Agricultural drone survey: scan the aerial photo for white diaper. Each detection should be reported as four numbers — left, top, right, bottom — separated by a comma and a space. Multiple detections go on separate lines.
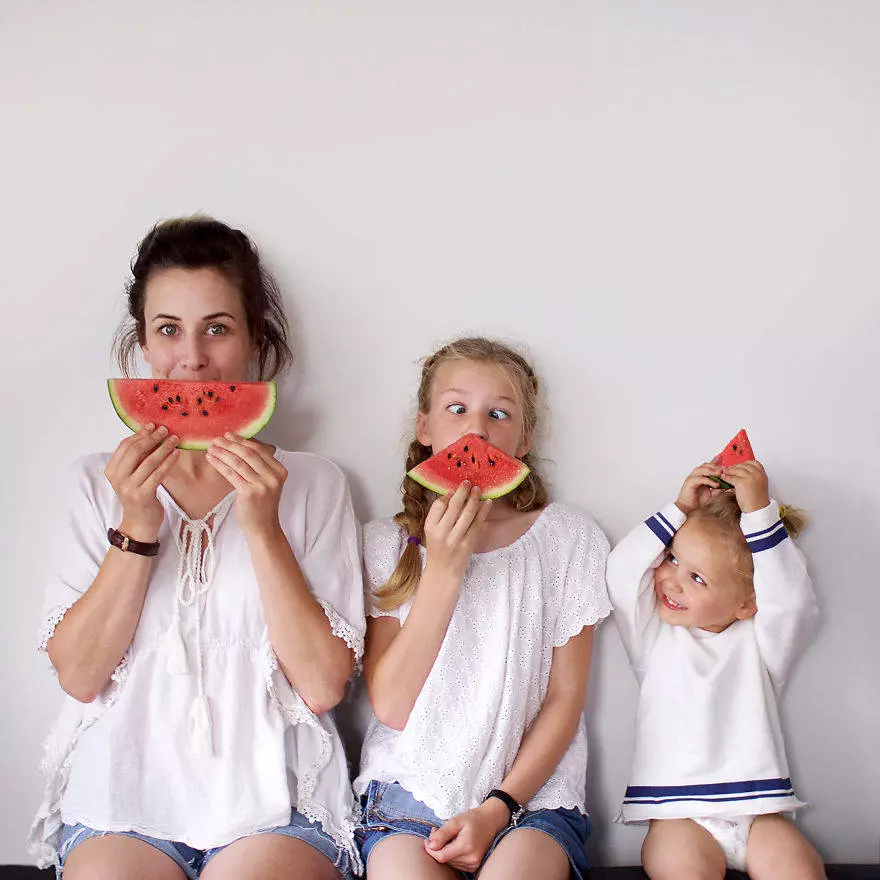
691, 815, 755, 871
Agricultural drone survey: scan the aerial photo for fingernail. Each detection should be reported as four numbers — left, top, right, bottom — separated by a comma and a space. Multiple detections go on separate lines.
169, 435, 178, 444
157, 426, 168, 436
145, 423, 155, 431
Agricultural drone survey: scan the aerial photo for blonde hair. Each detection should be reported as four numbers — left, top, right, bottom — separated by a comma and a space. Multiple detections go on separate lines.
374, 337, 549, 611
688, 493, 807, 594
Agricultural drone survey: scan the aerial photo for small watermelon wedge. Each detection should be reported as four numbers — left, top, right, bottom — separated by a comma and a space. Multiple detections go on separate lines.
710, 428, 755, 490
108, 379, 276, 450
408, 433, 530, 500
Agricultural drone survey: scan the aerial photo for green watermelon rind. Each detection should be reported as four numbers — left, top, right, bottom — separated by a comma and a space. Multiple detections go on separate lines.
107, 379, 277, 451
407, 451, 531, 501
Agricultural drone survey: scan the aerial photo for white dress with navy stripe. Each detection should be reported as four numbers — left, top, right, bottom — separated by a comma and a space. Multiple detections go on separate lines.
607, 500, 819, 822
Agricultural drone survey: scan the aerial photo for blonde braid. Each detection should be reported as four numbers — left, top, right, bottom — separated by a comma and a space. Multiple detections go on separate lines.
374, 440, 433, 610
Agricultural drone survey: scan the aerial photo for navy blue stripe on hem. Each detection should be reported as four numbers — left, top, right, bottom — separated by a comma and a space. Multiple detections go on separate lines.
747, 526, 788, 553
624, 777, 792, 798
623, 790, 795, 806
645, 515, 675, 546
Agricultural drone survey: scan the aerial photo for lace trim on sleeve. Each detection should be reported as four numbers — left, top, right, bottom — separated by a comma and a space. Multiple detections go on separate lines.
27, 652, 131, 868
319, 599, 365, 671
260, 644, 363, 875
37, 603, 76, 653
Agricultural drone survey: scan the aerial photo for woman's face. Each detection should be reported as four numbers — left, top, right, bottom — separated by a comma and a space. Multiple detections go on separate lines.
140, 267, 256, 382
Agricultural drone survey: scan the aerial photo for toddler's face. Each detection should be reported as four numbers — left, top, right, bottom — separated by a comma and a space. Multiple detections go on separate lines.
416, 359, 530, 462
653, 520, 756, 633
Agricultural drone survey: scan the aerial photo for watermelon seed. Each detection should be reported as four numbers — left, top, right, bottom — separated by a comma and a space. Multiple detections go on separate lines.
167, 396, 173, 403
202, 410, 209, 416
181, 411, 188, 417
215, 396, 220, 403
488, 458, 495, 466
230, 385, 236, 392
197, 397, 202, 404
161, 405, 168, 411
471, 456, 475, 463
447, 453, 452, 459
175, 395, 181, 403
463, 445, 469, 452
456, 461, 462, 467
153, 385, 159, 392
207, 390, 214, 398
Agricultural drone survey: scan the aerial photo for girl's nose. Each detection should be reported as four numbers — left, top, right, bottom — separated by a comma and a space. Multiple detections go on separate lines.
467, 418, 490, 441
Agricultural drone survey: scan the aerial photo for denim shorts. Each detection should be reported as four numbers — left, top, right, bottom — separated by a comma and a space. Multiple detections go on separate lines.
355, 781, 591, 879
58, 809, 355, 880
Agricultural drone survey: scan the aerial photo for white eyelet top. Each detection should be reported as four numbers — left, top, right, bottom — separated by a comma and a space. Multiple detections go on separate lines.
354, 502, 612, 820
29, 450, 365, 869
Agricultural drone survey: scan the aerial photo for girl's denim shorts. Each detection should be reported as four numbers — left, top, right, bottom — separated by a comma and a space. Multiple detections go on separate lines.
58, 808, 355, 880
355, 780, 591, 879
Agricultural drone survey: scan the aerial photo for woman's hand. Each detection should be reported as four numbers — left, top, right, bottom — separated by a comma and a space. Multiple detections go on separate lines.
720, 459, 770, 514
423, 481, 492, 581
105, 423, 179, 541
425, 798, 511, 872
207, 433, 287, 536
675, 461, 724, 515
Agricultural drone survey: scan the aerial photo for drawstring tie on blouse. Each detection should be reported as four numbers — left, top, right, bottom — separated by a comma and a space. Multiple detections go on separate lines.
164, 497, 233, 757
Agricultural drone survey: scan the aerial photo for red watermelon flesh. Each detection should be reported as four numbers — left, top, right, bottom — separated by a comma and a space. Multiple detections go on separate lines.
108, 379, 276, 450
717, 429, 755, 467
407, 433, 530, 500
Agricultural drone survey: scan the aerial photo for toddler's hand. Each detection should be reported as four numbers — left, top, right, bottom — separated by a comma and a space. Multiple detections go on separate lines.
720, 459, 770, 514
675, 462, 724, 515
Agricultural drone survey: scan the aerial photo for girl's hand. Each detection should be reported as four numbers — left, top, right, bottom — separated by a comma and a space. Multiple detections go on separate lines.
424, 798, 510, 872
207, 434, 287, 536
675, 462, 724, 515
105, 423, 179, 541
720, 459, 770, 514
423, 481, 492, 580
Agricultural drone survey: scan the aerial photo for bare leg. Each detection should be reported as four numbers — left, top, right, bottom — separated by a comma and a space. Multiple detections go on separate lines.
63, 834, 188, 880
366, 833, 461, 880
201, 833, 343, 880
477, 827, 569, 880
641, 818, 727, 880
746, 814, 826, 880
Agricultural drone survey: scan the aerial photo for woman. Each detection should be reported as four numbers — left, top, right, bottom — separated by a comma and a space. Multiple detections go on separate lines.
29, 216, 364, 880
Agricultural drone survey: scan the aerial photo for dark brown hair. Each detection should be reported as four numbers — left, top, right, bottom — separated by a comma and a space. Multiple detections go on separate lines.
374, 337, 549, 610
113, 215, 292, 379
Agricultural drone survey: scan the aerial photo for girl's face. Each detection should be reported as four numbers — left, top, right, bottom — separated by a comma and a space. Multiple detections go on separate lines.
140, 267, 256, 382
653, 520, 756, 633
416, 359, 531, 460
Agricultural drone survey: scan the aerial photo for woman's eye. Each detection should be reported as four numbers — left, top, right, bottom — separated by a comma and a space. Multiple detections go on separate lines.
206, 323, 228, 336
489, 409, 510, 421
446, 404, 466, 415
158, 325, 178, 337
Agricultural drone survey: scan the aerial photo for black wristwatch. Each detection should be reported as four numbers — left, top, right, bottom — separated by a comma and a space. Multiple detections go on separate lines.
483, 789, 526, 826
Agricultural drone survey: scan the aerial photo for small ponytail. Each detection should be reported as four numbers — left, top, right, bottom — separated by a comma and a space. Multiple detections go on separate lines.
778, 503, 808, 539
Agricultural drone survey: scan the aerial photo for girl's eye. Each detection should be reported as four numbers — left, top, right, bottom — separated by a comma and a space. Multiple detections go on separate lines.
446, 404, 466, 415
489, 409, 510, 421
158, 324, 178, 337
206, 323, 228, 336
667, 552, 678, 566
691, 573, 707, 586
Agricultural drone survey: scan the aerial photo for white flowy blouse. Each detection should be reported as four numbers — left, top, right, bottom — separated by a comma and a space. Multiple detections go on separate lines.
28, 450, 365, 870
354, 503, 612, 821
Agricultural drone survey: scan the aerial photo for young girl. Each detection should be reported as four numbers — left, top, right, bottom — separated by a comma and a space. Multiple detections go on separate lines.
354, 337, 611, 880
29, 217, 364, 880
607, 459, 825, 879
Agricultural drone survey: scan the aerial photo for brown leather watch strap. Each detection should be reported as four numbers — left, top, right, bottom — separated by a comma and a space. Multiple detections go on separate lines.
107, 527, 160, 557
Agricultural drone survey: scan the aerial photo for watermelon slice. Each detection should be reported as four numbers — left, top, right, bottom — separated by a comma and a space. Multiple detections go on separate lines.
710, 428, 755, 489
108, 379, 276, 450
407, 433, 530, 500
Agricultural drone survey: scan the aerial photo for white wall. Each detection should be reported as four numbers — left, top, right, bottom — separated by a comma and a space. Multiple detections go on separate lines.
2, 1, 878, 866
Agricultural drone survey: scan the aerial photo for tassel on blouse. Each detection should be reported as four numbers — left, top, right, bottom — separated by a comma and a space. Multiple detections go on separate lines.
189, 693, 214, 756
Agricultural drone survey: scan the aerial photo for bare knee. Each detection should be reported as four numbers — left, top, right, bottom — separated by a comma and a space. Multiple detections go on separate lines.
641, 819, 726, 880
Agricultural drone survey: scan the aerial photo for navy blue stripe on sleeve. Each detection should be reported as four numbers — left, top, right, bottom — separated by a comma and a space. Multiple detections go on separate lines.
745, 520, 788, 553
645, 513, 676, 546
